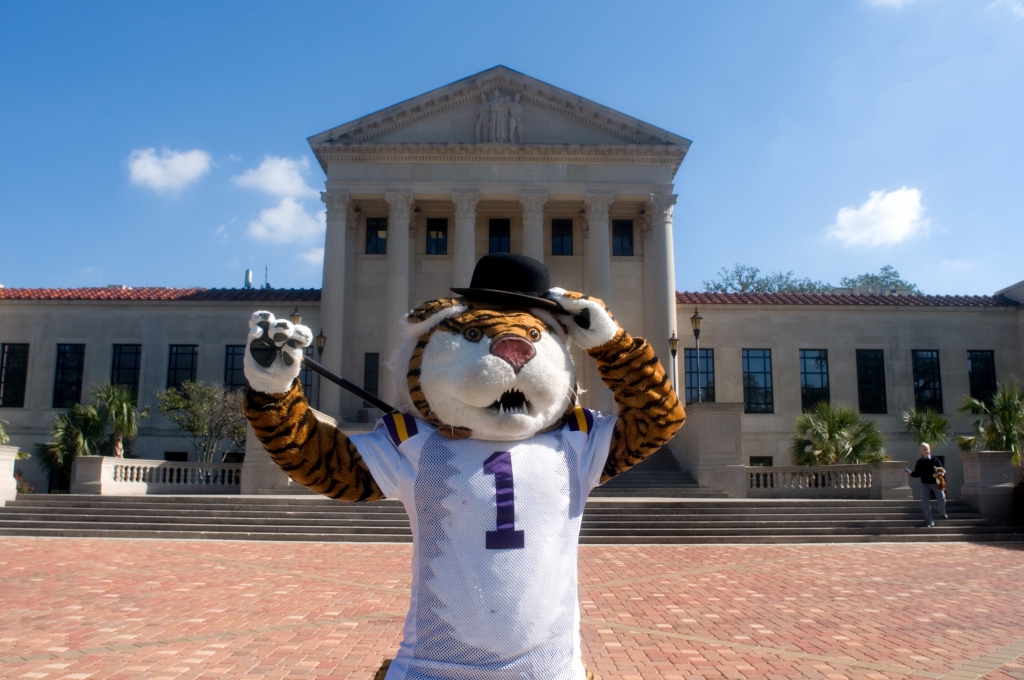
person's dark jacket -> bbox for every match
[910,456,942,485]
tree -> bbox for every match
[902,408,951,449]
[790,401,888,465]
[91,383,148,458]
[703,264,832,294]
[33,403,106,492]
[840,265,922,294]
[956,378,1024,467]
[0,418,8,445]
[157,381,247,463]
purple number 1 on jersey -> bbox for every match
[483,451,525,549]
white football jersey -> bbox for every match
[350,407,615,680]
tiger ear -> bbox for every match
[404,297,468,338]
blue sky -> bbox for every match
[1,0,1021,295]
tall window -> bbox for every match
[111,344,142,401]
[742,349,773,414]
[52,344,86,408]
[551,218,573,256]
[365,218,387,254]
[363,353,380,408]
[612,220,634,256]
[856,349,887,414]
[799,349,830,412]
[683,348,715,404]
[489,218,511,253]
[224,345,246,390]
[426,218,448,255]
[912,350,943,412]
[167,345,198,389]
[967,350,997,406]
[0,344,29,408]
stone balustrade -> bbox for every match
[71,456,241,495]
[746,462,911,499]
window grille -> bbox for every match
[489,219,510,253]
[967,350,996,406]
[365,218,387,254]
[551,219,573,256]
[742,349,773,414]
[52,344,86,408]
[912,350,943,412]
[612,220,634,256]
[167,345,198,389]
[111,344,142,401]
[683,348,715,404]
[0,344,29,408]
[426,218,448,255]
[799,349,830,412]
[855,349,887,414]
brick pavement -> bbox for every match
[0,539,1022,679]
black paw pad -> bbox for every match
[574,308,591,330]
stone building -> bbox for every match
[1,66,1022,498]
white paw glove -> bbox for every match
[544,288,621,350]
[243,311,313,395]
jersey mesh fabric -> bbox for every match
[351,413,615,680]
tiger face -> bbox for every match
[396,299,576,441]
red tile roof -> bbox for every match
[0,288,321,302]
[676,291,1018,307]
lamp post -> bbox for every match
[315,329,326,411]
[289,307,302,325]
[667,332,679,393]
[690,308,703,402]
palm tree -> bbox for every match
[32,403,105,492]
[956,378,1024,466]
[902,408,951,449]
[91,383,148,458]
[791,402,888,466]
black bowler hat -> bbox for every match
[451,253,562,312]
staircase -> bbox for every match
[0,495,1019,544]
[589,448,726,498]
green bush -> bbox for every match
[791,402,888,465]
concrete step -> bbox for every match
[3,495,1014,545]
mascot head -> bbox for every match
[392,254,577,442]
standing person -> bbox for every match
[905,443,947,527]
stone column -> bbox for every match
[384,192,414,405]
[519,193,547,263]
[451,192,479,288]
[583,194,615,413]
[645,194,679,378]
[319,191,350,418]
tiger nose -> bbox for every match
[490,336,536,373]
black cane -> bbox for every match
[301,355,399,415]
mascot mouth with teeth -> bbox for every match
[243,253,685,680]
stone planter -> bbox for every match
[960,451,1015,525]
[0,444,19,506]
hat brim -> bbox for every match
[450,287,564,313]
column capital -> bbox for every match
[450,191,480,219]
[647,193,678,222]
[583,193,616,216]
[518,193,548,218]
[384,192,415,221]
[321,191,350,217]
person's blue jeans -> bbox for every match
[920,482,946,525]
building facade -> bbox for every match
[1,67,1021,497]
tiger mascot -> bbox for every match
[243,253,685,680]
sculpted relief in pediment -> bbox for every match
[474,90,525,143]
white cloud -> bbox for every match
[942,259,973,271]
[247,198,325,243]
[233,156,318,198]
[826,187,931,248]
[128,147,211,192]
[297,247,325,266]
[989,0,1024,19]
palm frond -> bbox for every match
[902,408,951,447]
[791,401,887,465]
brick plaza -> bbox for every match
[1,539,1022,679]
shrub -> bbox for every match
[791,402,888,465]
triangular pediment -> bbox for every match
[308,66,691,151]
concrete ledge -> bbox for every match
[0,445,18,506]
[961,451,1016,524]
